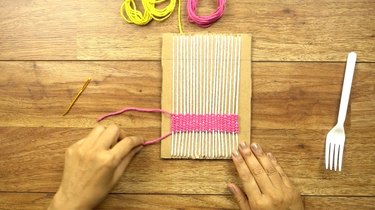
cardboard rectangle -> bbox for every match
[161,33,252,159]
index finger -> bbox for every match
[251,144,283,188]
[232,149,262,199]
[111,136,144,162]
[81,125,105,148]
[238,142,274,194]
[95,124,121,149]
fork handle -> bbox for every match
[338,52,357,125]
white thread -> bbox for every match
[187,35,192,157]
[228,36,234,155]
[178,34,183,158]
[171,34,243,159]
[235,35,241,150]
[235,36,241,116]
[229,35,234,157]
[182,35,187,157]
[209,34,215,158]
[204,35,209,158]
[191,35,195,158]
[231,36,238,152]
[226,35,232,157]
[185,36,190,157]
[196,35,200,158]
[217,35,223,157]
[223,35,229,158]
[221,35,226,158]
[171,35,175,157]
[175,34,180,158]
[202,35,206,158]
[194,35,198,158]
[221,35,226,157]
[213,35,219,158]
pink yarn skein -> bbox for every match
[187,0,226,28]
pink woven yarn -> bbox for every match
[171,114,239,133]
[187,0,226,28]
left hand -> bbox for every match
[48,124,144,210]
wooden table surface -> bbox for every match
[0,0,374,209]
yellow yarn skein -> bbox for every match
[142,0,176,21]
[120,0,183,33]
[120,0,152,25]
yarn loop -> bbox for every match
[186,0,226,28]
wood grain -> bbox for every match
[1,0,375,207]
[0,127,374,195]
[0,61,374,196]
[0,61,373,129]
[0,0,374,61]
[1,193,374,210]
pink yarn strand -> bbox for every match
[96,107,172,146]
[187,0,226,28]
[97,107,171,122]
[142,132,172,146]
[96,107,240,146]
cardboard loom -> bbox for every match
[160,33,252,159]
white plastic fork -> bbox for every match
[325,52,357,171]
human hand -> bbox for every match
[228,142,304,210]
[48,124,144,210]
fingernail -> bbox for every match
[240,142,247,149]
[232,150,239,157]
[267,153,275,160]
[251,143,259,150]
[228,184,236,194]
[135,145,143,153]
[251,143,263,155]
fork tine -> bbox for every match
[338,144,345,171]
[325,141,330,169]
[334,143,339,171]
[329,143,334,170]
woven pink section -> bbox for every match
[171,114,239,133]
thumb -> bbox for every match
[228,183,251,210]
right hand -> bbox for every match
[228,142,304,210]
